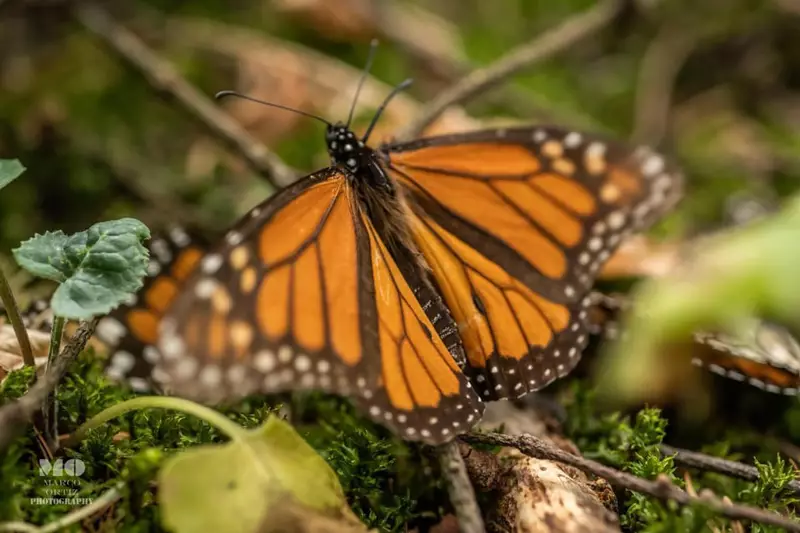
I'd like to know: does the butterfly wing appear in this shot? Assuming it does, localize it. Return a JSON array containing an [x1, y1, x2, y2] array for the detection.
[[694, 322, 800, 395], [384, 126, 683, 400], [155, 168, 483, 444], [97, 226, 207, 391]]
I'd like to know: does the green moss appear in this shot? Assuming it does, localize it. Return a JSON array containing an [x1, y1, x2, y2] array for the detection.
[[563, 380, 800, 532], [0, 354, 449, 531]]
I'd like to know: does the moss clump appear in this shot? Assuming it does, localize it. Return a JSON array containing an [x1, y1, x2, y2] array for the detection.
[[0, 353, 449, 531], [562, 381, 799, 532]]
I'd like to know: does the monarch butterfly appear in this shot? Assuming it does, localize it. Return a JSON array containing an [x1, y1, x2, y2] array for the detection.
[[81, 54, 681, 444], [588, 292, 800, 396]]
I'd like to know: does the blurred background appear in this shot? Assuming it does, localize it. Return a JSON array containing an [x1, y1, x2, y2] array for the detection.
[[2, 0, 800, 253]]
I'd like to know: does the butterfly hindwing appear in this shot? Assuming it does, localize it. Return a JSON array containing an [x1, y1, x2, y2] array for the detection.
[[384, 126, 683, 400], [694, 322, 800, 395], [156, 168, 483, 444], [98, 226, 207, 391]]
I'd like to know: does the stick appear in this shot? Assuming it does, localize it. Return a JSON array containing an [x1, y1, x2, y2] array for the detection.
[[72, 2, 297, 188], [662, 444, 800, 496], [0, 268, 35, 368], [461, 432, 800, 532], [0, 319, 98, 453], [397, 0, 623, 140], [437, 440, 484, 533], [631, 23, 700, 146]]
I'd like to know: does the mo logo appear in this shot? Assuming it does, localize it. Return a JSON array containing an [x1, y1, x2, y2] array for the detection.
[[38, 458, 86, 477]]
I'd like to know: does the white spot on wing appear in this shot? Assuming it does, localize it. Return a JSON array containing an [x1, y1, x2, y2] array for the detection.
[[97, 318, 126, 345], [255, 350, 276, 372], [201, 254, 223, 274], [564, 132, 582, 147]]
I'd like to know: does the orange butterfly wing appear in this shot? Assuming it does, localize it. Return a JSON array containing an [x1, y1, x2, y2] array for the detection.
[[384, 126, 683, 399], [156, 169, 482, 443], [694, 324, 800, 395], [98, 227, 206, 391]]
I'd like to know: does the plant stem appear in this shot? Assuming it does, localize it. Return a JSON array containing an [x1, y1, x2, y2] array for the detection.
[[0, 267, 35, 367], [45, 316, 64, 372], [41, 317, 65, 449], [66, 396, 246, 446]]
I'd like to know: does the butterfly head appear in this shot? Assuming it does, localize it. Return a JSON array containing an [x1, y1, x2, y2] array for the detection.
[[326, 123, 367, 172]]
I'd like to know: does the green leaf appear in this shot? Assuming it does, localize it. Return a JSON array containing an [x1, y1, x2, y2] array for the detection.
[[159, 416, 355, 533], [12, 218, 150, 319], [0, 159, 25, 191]]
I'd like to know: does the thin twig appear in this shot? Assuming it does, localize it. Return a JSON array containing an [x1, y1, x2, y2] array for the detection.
[[0, 482, 123, 533], [72, 2, 297, 188], [0, 319, 98, 453], [41, 316, 65, 450], [397, 0, 623, 140], [461, 432, 800, 532], [631, 22, 700, 146], [437, 440, 484, 533], [0, 268, 35, 368], [661, 444, 800, 496]]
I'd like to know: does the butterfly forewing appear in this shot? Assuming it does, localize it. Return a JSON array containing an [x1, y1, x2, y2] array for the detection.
[[98, 226, 206, 391], [155, 168, 482, 444], [384, 126, 683, 400]]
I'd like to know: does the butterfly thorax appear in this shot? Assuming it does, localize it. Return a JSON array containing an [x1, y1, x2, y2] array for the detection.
[[326, 123, 395, 194]]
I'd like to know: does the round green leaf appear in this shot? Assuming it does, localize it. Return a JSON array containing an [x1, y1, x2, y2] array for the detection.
[[159, 416, 350, 533], [12, 218, 150, 319]]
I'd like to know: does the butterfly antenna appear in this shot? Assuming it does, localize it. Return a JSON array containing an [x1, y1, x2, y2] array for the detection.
[[346, 39, 379, 128], [215, 91, 333, 127], [362, 78, 413, 143]]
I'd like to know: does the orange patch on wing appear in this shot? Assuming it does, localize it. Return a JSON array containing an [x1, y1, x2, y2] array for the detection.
[[398, 169, 565, 278], [507, 291, 552, 347], [184, 316, 202, 352], [256, 265, 291, 340], [292, 244, 325, 352], [372, 249, 403, 340], [402, 304, 463, 393], [400, 338, 441, 407], [606, 168, 642, 205], [126, 309, 159, 345], [144, 277, 178, 314], [229, 320, 254, 359], [392, 143, 541, 176], [493, 180, 582, 246], [702, 352, 798, 388], [469, 273, 528, 360], [319, 189, 362, 365], [531, 174, 596, 216], [208, 314, 227, 359], [259, 178, 344, 266], [171, 247, 203, 281], [527, 291, 570, 331], [380, 327, 414, 410]]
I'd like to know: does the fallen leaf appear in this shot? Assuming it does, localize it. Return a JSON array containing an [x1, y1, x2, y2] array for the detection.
[[159, 416, 358, 533]]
